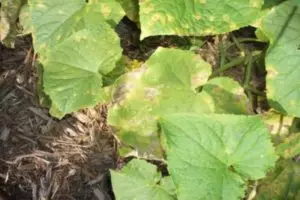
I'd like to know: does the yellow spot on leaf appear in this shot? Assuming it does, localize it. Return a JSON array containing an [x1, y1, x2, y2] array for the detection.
[[101, 4, 112, 17], [267, 65, 279, 79], [194, 14, 201, 21]]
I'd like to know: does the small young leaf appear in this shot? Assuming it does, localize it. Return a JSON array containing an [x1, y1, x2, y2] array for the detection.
[[111, 159, 177, 200], [139, 0, 264, 38], [159, 114, 277, 200]]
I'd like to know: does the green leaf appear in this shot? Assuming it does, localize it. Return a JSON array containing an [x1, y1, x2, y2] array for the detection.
[[28, 0, 124, 52], [28, 0, 86, 52], [200, 77, 249, 114], [255, 160, 300, 200], [276, 133, 300, 158], [139, 0, 264, 38], [111, 159, 177, 200], [257, 1, 300, 117], [159, 114, 277, 200], [28, 0, 124, 117], [117, 0, 139, 22], [43, 24, 121, 117], [108, 48, 212, 156]]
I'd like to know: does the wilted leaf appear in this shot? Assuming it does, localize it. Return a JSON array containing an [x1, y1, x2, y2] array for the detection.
[[0, 0, 23, 47], [255, 160, 300, 200], [276, 133, 300, 159]]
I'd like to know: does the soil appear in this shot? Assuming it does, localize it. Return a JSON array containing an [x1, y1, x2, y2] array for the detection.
[[0, 17, 270, 200]]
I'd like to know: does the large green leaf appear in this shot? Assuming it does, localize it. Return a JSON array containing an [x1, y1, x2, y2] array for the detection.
[[28, 0, 124, 117], [108, 48, 212, 156], [159, 114, 277, 200], [257, 1, 300, 117], [139, 0, 264, 38], [255, 160, 300, 200], [111, 159, 176, 200]]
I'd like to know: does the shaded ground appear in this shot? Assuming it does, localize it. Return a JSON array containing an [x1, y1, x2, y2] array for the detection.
[[0, 38, 116, 200]]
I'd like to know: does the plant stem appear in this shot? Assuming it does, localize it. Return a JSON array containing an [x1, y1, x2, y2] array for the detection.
[[244, 53, 253, 86], [219, 42, 226, 76], [211, 56, 245, 77]]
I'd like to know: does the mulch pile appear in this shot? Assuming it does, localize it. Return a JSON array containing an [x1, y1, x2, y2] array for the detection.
[[0, 38, 117, 200]]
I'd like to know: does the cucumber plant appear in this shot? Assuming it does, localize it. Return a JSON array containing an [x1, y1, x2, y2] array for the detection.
[[4, 0, 300, 199]]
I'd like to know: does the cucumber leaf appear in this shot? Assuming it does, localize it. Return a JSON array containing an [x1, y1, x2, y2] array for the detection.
[[139, 0, 264, 38], [108, 48, 212, 156], [255, 160, 300, 200], [276, 133, 300, 159], [28, 0, 124, 118], [200, 77, 249, 114], [159, 114, 277, 200], [0, 0, 23, 47], [117, 0, 139, 22], [257, 1, 300, 117], [111, 159, 176, 200]]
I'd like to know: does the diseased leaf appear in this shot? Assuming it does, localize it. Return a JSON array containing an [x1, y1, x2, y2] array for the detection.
[[139, 0, 264, 38], [0, 0, 23, 47], [257, 1, 300, 117], [28, 0, 86, 52], [19, 4, 32, 35], [159, 114, 277, 200], [276, 133, 300, 158], [255, 160, 300, 200], [200, 77, 249, 114], [28, 0, 124, 117], [111, 159, 176, 200], [28, 0, 125, 52], [108, 48, 212, 156], [261, 109, 294, 136]]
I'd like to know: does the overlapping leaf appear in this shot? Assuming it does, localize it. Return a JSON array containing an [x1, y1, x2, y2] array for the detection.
[[257, 1, 300, 117], [108, 48, 250, 156], [200, 77, 249, 114], [28, 0, 125, 117], [111, 159, 176, 200], [139, 0, 264, 38], [159, 114, 277, 200], [108, 48, 212, 156]]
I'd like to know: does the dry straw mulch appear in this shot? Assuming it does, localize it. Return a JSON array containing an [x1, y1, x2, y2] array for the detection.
[[0, 38, 117, 200]]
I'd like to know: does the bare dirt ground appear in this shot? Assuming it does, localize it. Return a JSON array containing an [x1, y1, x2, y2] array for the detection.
[[0, 37, 117, 200]]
